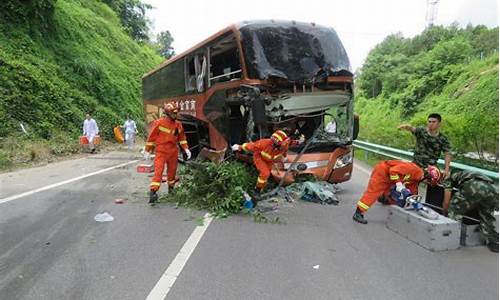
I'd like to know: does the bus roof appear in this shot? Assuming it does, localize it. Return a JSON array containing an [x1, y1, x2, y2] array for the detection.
[[142, 24, 237, 79], [142, 20, 348, 79]]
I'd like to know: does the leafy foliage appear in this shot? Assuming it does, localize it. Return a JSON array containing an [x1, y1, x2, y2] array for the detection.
[[0, 0, 162, 142], [355, 24, 499, 169], [0, 0, 57, 33], [102, 0, 152, 42], [161, 160, 257, 218], [154, 30, 175, 59]]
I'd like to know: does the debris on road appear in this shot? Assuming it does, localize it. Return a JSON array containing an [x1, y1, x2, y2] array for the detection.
[[114, 198, 125, 204], [242, 190, 254, 209], [157, 159, 340, 224], [287, 181, 340, 205], [94, 212, 114, 222]]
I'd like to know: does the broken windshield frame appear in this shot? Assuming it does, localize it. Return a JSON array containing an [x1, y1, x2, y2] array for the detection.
[[287, 100, 354, 153], [323, 100, 352, 142]]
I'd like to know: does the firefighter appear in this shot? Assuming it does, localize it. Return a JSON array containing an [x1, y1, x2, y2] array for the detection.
[[352, 160, 432, 224], [145, 103, 191, 204], [231, 130, 292, 205]]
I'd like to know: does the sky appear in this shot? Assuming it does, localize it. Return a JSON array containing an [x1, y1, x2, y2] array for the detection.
[[144, 0, 498, 72]]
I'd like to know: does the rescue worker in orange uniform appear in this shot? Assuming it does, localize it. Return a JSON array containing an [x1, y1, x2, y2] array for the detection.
[[145, 103, 191, 204], [231, 130, 294, 205], [353, 160, 425, 224]]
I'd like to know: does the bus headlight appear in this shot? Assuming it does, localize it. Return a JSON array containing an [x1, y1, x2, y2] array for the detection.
[[296, 163, 308, 171], [284, 160, 329, 171], [334, 151, 353, 169]]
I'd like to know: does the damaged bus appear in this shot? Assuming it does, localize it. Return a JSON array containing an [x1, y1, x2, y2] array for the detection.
[[142, 20, 358, 184]]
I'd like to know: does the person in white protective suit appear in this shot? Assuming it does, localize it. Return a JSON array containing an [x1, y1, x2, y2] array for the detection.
[[83, 113, 99, 153], [122, 115, 138, 150]]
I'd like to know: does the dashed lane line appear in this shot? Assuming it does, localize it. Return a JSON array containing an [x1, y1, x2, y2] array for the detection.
[[146, 213, 214, 300]]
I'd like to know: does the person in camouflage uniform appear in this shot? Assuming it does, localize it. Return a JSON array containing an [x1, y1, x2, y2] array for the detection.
[[443, 170, 499, 252], [399, 113, 452, 178]]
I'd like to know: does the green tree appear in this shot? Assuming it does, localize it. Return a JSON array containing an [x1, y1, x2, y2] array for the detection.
[[155, 30, 175, 59], [355, 24, 499, 169], [103, 0, 152, 42]]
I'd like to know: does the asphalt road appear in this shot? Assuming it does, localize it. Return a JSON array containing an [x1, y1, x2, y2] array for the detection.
[[0, 150, 498, 300]]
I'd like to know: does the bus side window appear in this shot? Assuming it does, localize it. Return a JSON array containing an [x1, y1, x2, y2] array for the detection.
[[185, 57, 196, 92], [208, 33, 242, 86], [185, 54, 206, 93]]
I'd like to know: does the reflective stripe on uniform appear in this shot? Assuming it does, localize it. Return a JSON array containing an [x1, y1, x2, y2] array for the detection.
[[403, 174, 411, 181], [274, 154, 283, 160], [146, 142, 155, 146], [257, 177, 267, 184], [150, 181, 161, 186], [179, 140, 188, 145], [357, 201, 370, 210], [261, 152, 272, 160], [272, 133, 284, 141], [390, 175, 399, 180], [242, 143, 248, 151], [159, 126, 173, 134]]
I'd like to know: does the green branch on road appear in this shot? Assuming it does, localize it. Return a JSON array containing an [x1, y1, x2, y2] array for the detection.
[[160, 160, 286, 224]]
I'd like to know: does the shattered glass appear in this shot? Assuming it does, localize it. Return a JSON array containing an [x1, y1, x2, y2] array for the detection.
[[286, 181, 340, 205], [239, 21, 351, 82]]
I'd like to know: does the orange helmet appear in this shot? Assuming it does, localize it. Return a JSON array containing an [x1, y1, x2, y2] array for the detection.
[[164, 103, 178, 114], [270, 130, 289, 146], [426, 165, 442, 186]]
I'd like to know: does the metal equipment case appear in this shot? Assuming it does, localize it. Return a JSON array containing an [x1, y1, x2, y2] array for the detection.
[[386, 205, 460, 251]]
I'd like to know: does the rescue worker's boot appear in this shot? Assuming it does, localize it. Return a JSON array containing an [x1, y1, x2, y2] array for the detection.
[[487, 241, 499, 253], [149, 190, 158, 205], [352, 208, 368, 224], [252, 187, 262, 207], [377, 195, 390, 205]]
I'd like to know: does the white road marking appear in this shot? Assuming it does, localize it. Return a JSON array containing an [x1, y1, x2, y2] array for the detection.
[[146, 213, 214, 300], [0, 160, 139, 205]]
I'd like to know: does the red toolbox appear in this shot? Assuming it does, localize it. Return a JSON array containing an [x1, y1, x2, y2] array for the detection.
[[137, 163, 154, 173]]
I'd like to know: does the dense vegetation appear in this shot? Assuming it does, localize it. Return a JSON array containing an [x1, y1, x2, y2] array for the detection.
[[0, 0, 163, 168], [355, 25, 499, 168]]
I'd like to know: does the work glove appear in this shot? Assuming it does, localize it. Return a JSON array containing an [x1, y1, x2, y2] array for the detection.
[[395, 181, 405, 193], [231, 144, 241, 152], [142, 148, 151, 160], [185, 149, 191, 160]]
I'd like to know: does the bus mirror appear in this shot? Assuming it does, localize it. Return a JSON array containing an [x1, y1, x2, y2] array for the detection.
[[353, 114, 359, 140]]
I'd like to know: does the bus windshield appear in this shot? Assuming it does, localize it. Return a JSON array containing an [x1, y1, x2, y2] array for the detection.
[[239, 21, 351, 82]]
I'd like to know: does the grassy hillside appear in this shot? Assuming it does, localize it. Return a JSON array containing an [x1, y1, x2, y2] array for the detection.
[[0, 0, 162, 168], [355, 25, 499, 170]]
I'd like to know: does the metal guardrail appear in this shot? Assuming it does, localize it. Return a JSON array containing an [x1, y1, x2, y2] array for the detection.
[[353, 140, 499, 180]]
